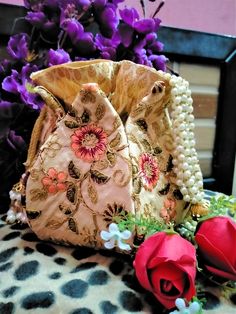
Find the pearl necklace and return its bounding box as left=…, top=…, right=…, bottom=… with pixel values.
left=158, top=71, right=204, bottom=204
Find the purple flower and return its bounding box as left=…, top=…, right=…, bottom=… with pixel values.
left=134, top=18, right=161, bottom=34
left=95, top=33, right=120, bottom=59
left=61, top=19, right=84, bottom=44
left=149, top=54, right=168, bottom=71
left=48, top=48, right=71, bottom=66
left=119, top=7, right=139, bottom=26
left=7, top=33, right=29, bottom=61
left=94, top=3, right=119, bottom=38
left=26, top=11, right=57, bottom=31
left=23, top=0, right=44, bottom=11
left=75, top=32, right=96, bottom=55
left=2, top=64, right=43, bottom=110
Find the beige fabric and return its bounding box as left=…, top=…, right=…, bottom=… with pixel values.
left=23, top=60, right=198, bottom=250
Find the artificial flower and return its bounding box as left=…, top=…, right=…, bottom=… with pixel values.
left=195, top=216, right=236, bottom=281
left=134, top=232, right=196, bottom=309
left=2, top=64, right=43, bottom=110
left=139, top=153, right=160, bottom=190
left=41, top=167, right=68, bottom=194
left=71, top=124, right=108, bottom=162
left=100, top=222, right=131, bottom=251
left=48, top=48, right=71, bottom=66
left=170, top=298, right=201, bottom=314
left=7, top=33, right=29, bottom=61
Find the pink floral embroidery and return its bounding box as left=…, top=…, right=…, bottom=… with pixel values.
left=71, top=124, right=108, bottom=162
left=139, top=153, right=159, bottom=190
left=160, top=198, right=177, bottom=223
left=41, top=168, right=68, bottom=194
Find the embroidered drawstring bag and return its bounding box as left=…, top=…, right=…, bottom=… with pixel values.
left=8, top=60, right=206, bottom=251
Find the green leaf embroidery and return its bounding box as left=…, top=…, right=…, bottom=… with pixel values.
left=107, top=152, right=116, bottom=167
left=68, top=217, right=78, bottom=234
left=66, top=183, right=77, bottom=204
left=88, top=183, right=98, bottom=204
left=64, top=120, right=80, bottom=129
left=90, top=170, right=110, bottom=184
left=109, top=132, right=121, bottom=148
left=68, top=161, right=81, bottom=179
left=95, top=103, right=106, bottom=121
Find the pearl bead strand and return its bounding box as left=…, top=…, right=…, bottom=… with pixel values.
left=158, top=71, right=204, bottom=204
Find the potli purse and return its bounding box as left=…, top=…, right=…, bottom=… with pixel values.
left=7, top=59, right=207, bottom=251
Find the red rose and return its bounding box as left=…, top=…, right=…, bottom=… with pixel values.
left=133, top=232, right=196, bottom=309
left=195, top=216, right=236, bottom=281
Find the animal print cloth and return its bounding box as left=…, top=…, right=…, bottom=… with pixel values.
left=0, top=191, right=236, bottom=313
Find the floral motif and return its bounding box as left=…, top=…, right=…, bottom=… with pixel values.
left=71, top=124, right=108, bottom=162
left=170, top=298, right=201, bottom=314
left=139, top=153, right=159, bottom=190
left=160, top=198, right=177, bottom=223
left=100, top=223, right=132, bottom=251
left=41, top=168, right=68, bottom=194
left=103, top=203, right=128, bottom=227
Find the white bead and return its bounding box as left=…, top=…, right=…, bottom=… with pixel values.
left=183, top=140, right=190, bottom=148
left=189, top=122, right=195, bottom=130
left=164, top=73, right=171, bottom=80
left=187, top=106, right=194, bottom=113
left=196, top=180, right=203, bottom=188
left=184, top=149, right=191, bottom=156
left=175, top=106, right=183, bottom=114
left=176, top=179, right=183, bottom=186
left=186, top=157, right=192, bottom=164
left=174, top=96, right=182, bottom=104
left=186, top=89, right=191, bottom=96
left=190, top=186, right=198, bottom=194
left=196, top=194, right=203, bottom=202
left=178, top=124, right=186, bottom=131
left=187, top=97, right=193, bottom=105
left=189, top=139, right=196, bottom=147
left=182, top=162, right=189, bottom=170
left=176, top=145, right=184, bottom=152
left=180, top=187, right=188, bottom=195
left=158, top=70, right=164, bottom=75
left=190, top=149, right=197, bottom=156
left=172, top=158, right=178, bottom=165
left=186, top=114, right=194, bottom=122
left=184, top=195, right=190, bottom=202
left=177, top=113, right=186, bottom=122
left=183, top=170, right=191, bottom=179
left=181, top=95, right=188, bottom=102
left=193, top=164, right=200, bottom=172
left=180, top=130, right=188, bottom=138
left=191, top=197, right=197, bottom=204
left=169, top=77, right=177, bottom=86
left=171, top=88, right=178, bottom=96
left=178, top=154, right=185, bottom=161
left=187, top=177, right=195, bottom=186
left=195, top=172, right=202, bottom=179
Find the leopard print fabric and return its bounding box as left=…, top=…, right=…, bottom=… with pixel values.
left=0, top=191, right=236, bottom=314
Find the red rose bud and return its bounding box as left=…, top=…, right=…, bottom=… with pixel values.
left=133, top=232, right=196, bottom=309
left=195, top=216, right=236, bottom=281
